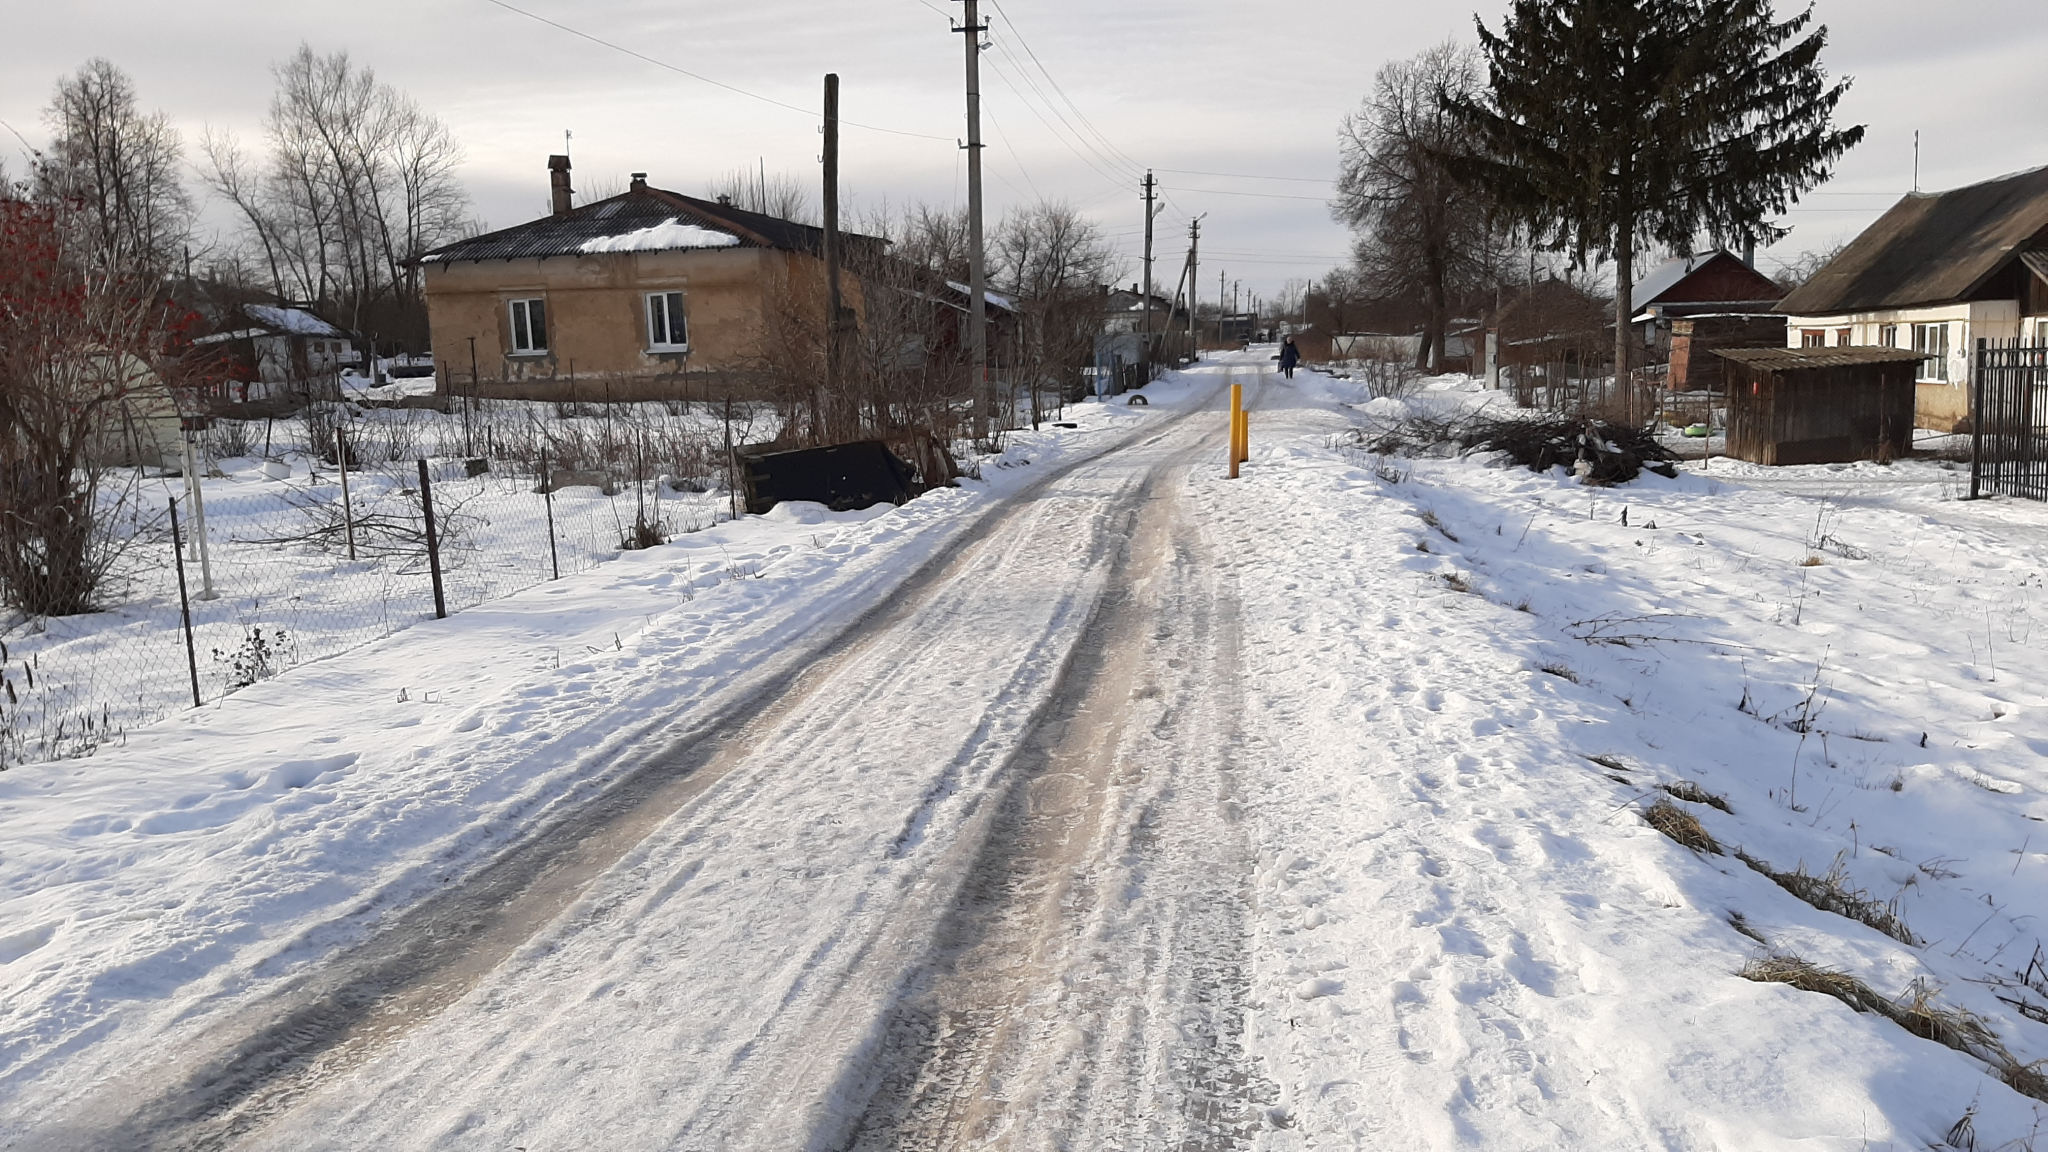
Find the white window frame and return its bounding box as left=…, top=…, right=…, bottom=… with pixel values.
left=646, top=290, right=689, bottom=352
left=1913, top=321, right=1949, bottom=382
left=1879, top=323, right=1898, bottom=348
left=1836, top=327, right=1852, bottom=347
left=508, top=298, right=548, bottom=355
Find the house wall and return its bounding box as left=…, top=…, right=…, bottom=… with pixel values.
left=1780, top=300, right=2043, bottom=432
left=423, top=246, right=835, bottom=397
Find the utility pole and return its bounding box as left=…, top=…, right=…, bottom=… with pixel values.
left=1187, top=217, right=1201, bottom=357
left=822, top=73, right=845, bottom=445
left=956, top=1, right=990, bottom=437
left=1141, top=170, right=1157, bottom=344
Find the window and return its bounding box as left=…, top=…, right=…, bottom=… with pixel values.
left=1801, top=329, right=1826, bottom=347
left=2036, top=318, right=2047, bottom=346
left=646, top=291, right=688, bottom=350
left=1836, top=328, right=1852, bottom=347
left=508, top=298, right=547, bottom=354
left=1913, top=321, right=1950, bottom=382
left=1879, top=323, right=1899, bottom=348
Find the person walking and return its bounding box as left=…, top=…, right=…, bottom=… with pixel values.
left=1278, top=334, right=1301, bottom=379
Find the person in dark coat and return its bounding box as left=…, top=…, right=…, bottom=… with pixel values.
left=1278, top=334, right=1301, bottom=378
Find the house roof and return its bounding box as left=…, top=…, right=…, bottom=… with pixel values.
left=242, top=304, right=342, bottom=337
left=1776, top=164, right=2048, bottom=315
left=1711, top=346, right=1929, bottom=370
left=1631, top=250, right=1782, bottom=311
left=419, top=185, right=884, bottom=265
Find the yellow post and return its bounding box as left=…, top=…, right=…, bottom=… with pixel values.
left=1228, top=383, right=1242, bottom=479
left=1237, top=407, right=1249, bottom=463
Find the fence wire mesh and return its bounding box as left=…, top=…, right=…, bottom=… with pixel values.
left=0, top=398, right=755, bottom=768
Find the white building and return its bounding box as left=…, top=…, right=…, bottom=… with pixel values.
left=1776, top=165, right=2048, bottom=432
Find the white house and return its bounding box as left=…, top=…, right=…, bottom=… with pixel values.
left=1777, top=164, right=2048, bottom=431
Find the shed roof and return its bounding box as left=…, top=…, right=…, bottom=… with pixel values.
left=1776, top=165, right=2048, bottom=315
left=1711, top=346, right=1929, bottom=369
left=419, top=185, right=883, bottom=265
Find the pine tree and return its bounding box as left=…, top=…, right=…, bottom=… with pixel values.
left=1441, top=0, right=1864, bottom=408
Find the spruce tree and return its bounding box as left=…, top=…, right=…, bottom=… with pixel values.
left=1441, top=0, right=1863, bottom=406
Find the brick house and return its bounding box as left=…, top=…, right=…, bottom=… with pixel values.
left=418, top=159, right=880, bottom=400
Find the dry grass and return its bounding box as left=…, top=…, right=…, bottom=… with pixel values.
left=1540, top=662, right=1579, bottom=683
left=1583, top=753, right=1628, bottom=773
left=1440, top=571, right=1473, bottom=594
left=1645, top=799, right=1722, bottom=855
left=1799, top=555, right=1827, bottom=567
left=1728, top=911, right=1769, bottom=945
left=1657, top=780, right=1733, bottom=813
left=1735, top=850, right=1918, bottom=946
left=1743, top=956, right=2048, bottom=1103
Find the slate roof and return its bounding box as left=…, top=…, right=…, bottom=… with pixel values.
left=419, top=186, right=884, bottom=265
left=1777, top=165, right=2048, bottom=315
left=1712, top=346, right=1929, bottom=369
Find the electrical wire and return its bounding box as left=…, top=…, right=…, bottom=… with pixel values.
left=1156, top=167, right=1334, bottom=184
left=984, top=0, right=1148, bottom=179
left=481, top=0, right=953, bottom=142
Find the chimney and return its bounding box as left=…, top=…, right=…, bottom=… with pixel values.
left=717, top=193, right=733, bottom=207
left=548, top=154, right=573, bottom=216
left=630, top=172, right=648, bottom=192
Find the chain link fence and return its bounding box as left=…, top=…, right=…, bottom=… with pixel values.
left=0, top=399, right=758, bottom=768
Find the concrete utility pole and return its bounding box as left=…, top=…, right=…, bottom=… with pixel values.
left=1187, top=217, right=1201, bottom=356
left=822, top=73, right=845, bottom=445
left=1141, top=170, right=1157, bottom=343
left=955, top=0, right=990, bottom=436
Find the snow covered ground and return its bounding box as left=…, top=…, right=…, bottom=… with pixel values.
left=1211, top=363, right=2048, bottom=1148
left=0, top=379, right=1189, bottom=1146
left=7, top=348, right=2048, bottom=1148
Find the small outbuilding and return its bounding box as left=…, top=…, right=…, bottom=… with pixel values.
left=1714, top=346, right=1926, bottom=465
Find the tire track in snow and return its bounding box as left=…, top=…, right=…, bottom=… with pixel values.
left=833, top=369, right=1274, bottom=1150
left=52, top=390, right=1226, bottom=1152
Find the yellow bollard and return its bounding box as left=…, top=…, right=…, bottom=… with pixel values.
left=1237, top=407, right=1249, bottom=464
left=1228, top=383, right=1242, bottom=479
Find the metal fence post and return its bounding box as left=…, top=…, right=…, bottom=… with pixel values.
left=418, top=458, right=447, bottom=619
left=168, top=498, right=202, bottom=708
left=182, top=432, right=219, bottom=600
left=337, top=427, right=358, bottom=561
left=1971, top=337, right=1987, bottom=500
left=541, top=450, right=560, bottom=581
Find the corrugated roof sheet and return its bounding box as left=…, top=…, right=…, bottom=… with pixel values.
left=1712, top=346, right=1929, bottom=369
left=1776, top=165, right=2048, bottom=315
left=419, top=186, right=883, bottom=265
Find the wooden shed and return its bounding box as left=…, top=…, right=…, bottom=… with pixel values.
left=1714, top=347, right=1926, bottom=465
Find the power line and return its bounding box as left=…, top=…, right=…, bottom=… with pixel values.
left=481, top=0, right=953, bottom=141
left=1156, top=167, right=1334, bottom=184
left=985, top=0, right=1147, bottom=179
left=1161, top=185, right=1333, bottom=202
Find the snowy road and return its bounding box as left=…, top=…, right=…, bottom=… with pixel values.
left=49, top=369, right=1266, bottom=1150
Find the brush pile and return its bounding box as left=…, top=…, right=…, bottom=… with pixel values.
left=1349, top=411, right=1679, bottom=485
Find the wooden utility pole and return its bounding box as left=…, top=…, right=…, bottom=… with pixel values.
left=955, top=1, right=990, bottom=436
left=822, top=73, right=845, bottom=445
left=1141, top=170, right=1157, bottom=343
left=1186, top=218, right=1202, bottom=355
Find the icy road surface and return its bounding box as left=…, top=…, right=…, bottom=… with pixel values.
left=31, top=371, right=1267, bottom=1150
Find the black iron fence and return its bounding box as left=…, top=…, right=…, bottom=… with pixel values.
left=1971, top=339, right=2048, bottom=500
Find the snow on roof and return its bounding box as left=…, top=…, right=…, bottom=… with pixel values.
left=243, top=304, right=343, bottom=337
left=946, top=281, right=1017, bottom=312
left=1629, top=253, right=1716, bottom=312
left=578, top=219, right=741, bottom=255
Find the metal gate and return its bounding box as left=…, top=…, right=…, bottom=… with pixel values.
left=1971, top=339, right=2048, bottom=500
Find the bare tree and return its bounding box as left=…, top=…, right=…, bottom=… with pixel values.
left=705, top=168, right=814, bottom=224
left=202, top=45, right=470, bottom=351
left=0, top=189, right=205, bottom=616
left=35, top=59, right=193, bottom=281
left=1335, top=42, right=1508, bottom=371
left=993, top=200, right=1121, bottom=426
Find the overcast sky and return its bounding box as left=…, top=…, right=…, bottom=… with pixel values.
left=8, top=0, right=2046, bottom=304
